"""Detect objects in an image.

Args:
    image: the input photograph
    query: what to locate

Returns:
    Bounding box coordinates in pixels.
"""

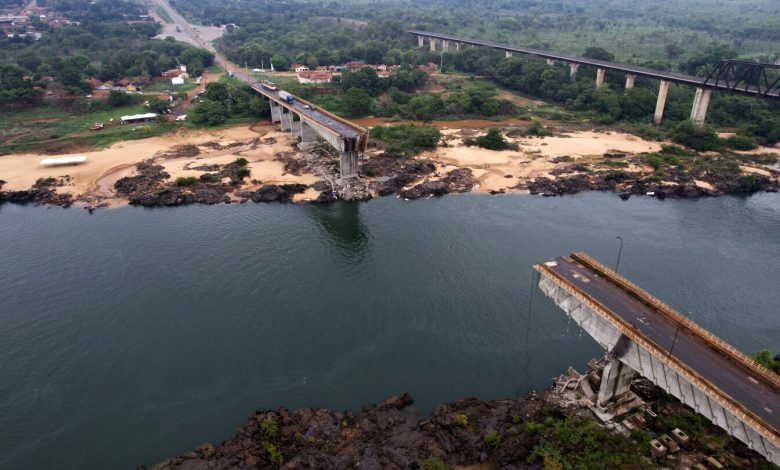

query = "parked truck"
[278,91,294,104]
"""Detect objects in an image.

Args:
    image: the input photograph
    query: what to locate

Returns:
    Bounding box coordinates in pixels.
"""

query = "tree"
[670,120,722,151]
[341,87,372,117]
[0,64,36,103]
[270,55,290,71]
[107,90,133,107]
[583,47,615,62]
[191,99,228,125]
[467,128,517,151]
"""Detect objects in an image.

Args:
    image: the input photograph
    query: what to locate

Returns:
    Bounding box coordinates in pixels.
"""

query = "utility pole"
[615,236,624,273]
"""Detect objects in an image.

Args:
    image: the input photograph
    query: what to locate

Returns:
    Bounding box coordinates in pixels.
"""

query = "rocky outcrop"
[237,184,309,203]
[144,391,556,470]
[0,176,74,207]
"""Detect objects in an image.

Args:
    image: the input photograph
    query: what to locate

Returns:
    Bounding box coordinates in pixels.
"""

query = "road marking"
[765,406,773,414]
[747,376,759,384]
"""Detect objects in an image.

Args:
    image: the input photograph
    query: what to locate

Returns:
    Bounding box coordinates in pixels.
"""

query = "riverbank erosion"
[144,376,772,470]
[1,121,779,208]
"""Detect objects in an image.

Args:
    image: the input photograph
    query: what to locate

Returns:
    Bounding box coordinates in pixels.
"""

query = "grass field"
[0,104,180,155]
[143,78,199,93]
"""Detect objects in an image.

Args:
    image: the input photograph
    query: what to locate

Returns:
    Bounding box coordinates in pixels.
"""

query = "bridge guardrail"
[534,261,780,446]
[569,252,780,393]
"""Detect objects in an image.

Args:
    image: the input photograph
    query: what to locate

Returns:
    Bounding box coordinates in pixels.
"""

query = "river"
[1,193,779,468]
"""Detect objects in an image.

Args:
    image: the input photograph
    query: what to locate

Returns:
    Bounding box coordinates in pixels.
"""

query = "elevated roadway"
[536,253,780,464]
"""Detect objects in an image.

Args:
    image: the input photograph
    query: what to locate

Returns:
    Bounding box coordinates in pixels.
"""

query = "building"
[344,61,367,72]
[171,76,184,85]
[162,68,188,79]
[297,71,332,84]
[120,113,158,125]
[292,64,310,73]
[377,71,391,79]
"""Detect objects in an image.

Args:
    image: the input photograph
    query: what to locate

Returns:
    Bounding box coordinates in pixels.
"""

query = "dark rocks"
[398,168,478,200]
[550,155,573,163]
[0,176,74,207]
[245,184,308,203]
[114,160,170,196]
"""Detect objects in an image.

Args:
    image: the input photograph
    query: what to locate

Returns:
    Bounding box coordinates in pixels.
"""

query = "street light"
[615,236,624,273]
[668,312,691,358]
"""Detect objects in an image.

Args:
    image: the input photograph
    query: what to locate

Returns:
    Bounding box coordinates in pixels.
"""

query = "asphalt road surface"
[546,256,779,433]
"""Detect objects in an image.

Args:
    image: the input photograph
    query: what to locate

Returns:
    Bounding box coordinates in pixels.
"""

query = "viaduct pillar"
[654,80,670,125]
[270,101,282,123]
[298,121,318,150]
[455,42,460,51]
[569,63,579,80]
[595,68,606,87]
[625,74,636,90]
[597,358,637,405]
[442,39,448,51]
[429,38,437,52]
[279,107,291,131]
[546,59,555,66]
[418,35,424,48]
[690,87,711,126]
[505,51,513,58]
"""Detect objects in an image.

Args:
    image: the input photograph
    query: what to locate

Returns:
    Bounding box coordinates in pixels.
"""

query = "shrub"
[236,167,251,179]
[421,457,450,470]
[372,124,441,158]
[175,176,198,186]
[724,135,758,151]
[484,432,502,450]
[670,120,722,152]
[453,414,469,427]
[465,128,518,151]
[264,442,283,465]
[234,157,248,166]
[261,416,279,439]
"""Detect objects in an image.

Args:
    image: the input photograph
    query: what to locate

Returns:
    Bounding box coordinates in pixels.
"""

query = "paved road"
[152,0,363,139]
[546,256,779,433]
[410,30,779,98]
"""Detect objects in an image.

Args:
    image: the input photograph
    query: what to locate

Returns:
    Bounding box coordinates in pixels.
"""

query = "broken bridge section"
[534,252,780,465]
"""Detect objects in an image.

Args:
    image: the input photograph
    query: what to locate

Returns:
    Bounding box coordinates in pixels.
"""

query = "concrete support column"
[654,80,670,125]
[289,113,300,136]
[625,74,636,90]
[442,39,448,51]
[270,101,282,122]
[595,68,606,87]
[597,359,637,406]
[569,63,579,80]
[455,42,460,51]
[690,87,711,126]
[279,107,291,131]
[340,151,358,179]
[298,121,318,150]
[418,35,424,48]
[505,51,512,58]
[546,59,555,66]
[429,38,437,52]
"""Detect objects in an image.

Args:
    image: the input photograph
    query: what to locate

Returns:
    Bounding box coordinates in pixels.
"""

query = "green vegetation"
[483,431,501,451]
[465,128,518,151]
[453,413,469,427]
[263,442,283,465]
[527,416,651,469]
[190,79,270,126]
[261,416,279,439]
[421,456,450,470]
[371,124,441,158]
[753,350,780,374]
[175,176,199,187]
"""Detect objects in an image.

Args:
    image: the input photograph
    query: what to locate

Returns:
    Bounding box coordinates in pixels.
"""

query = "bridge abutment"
[690,87,711,126]
[654,80,670,125]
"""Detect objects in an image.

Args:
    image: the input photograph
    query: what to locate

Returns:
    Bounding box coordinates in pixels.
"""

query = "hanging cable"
[524,267,539,360]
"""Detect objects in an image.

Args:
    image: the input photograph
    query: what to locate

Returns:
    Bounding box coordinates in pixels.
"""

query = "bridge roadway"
[409,30,779,99]
[540,255,780,438]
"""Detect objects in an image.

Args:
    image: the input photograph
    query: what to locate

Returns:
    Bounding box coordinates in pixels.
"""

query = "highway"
[152,0,365,140]
[410,30,780,99]
[544,255,779,435]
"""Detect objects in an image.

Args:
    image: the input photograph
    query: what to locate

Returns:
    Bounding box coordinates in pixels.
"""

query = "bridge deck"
[541,255,779,436]
[410,30,779,98]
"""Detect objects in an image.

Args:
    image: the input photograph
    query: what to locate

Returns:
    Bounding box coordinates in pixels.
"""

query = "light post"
[668,312,691,358]
[615,236,623,273]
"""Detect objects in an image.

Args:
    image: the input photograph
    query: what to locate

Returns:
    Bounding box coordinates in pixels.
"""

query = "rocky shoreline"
[1,144,778,209]
[142,374,772,470]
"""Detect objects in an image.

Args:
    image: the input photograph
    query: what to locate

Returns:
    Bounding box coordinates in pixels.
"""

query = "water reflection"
[305,202,371,263]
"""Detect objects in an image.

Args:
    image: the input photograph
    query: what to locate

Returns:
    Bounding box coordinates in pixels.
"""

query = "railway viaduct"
[411,31,780,127]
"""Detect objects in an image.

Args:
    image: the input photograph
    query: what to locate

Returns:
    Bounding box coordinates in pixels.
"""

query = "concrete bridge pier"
[418,35,424,48]
[625,74,636,90]
[596,68,606,87]
[690,87,711,126]
[429,37,437,52]
[546,59,555,66]
[279,107,291,131]
[442,39,448,51]
[455,42,460,51]
[298,121,318,151]
[569,63,579,80]
[340,150,358,179]
[597,357,637,405]
[505,51,512,58]
[289,113,301,135]
[270,101,282,123]
[654,80,670,125]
